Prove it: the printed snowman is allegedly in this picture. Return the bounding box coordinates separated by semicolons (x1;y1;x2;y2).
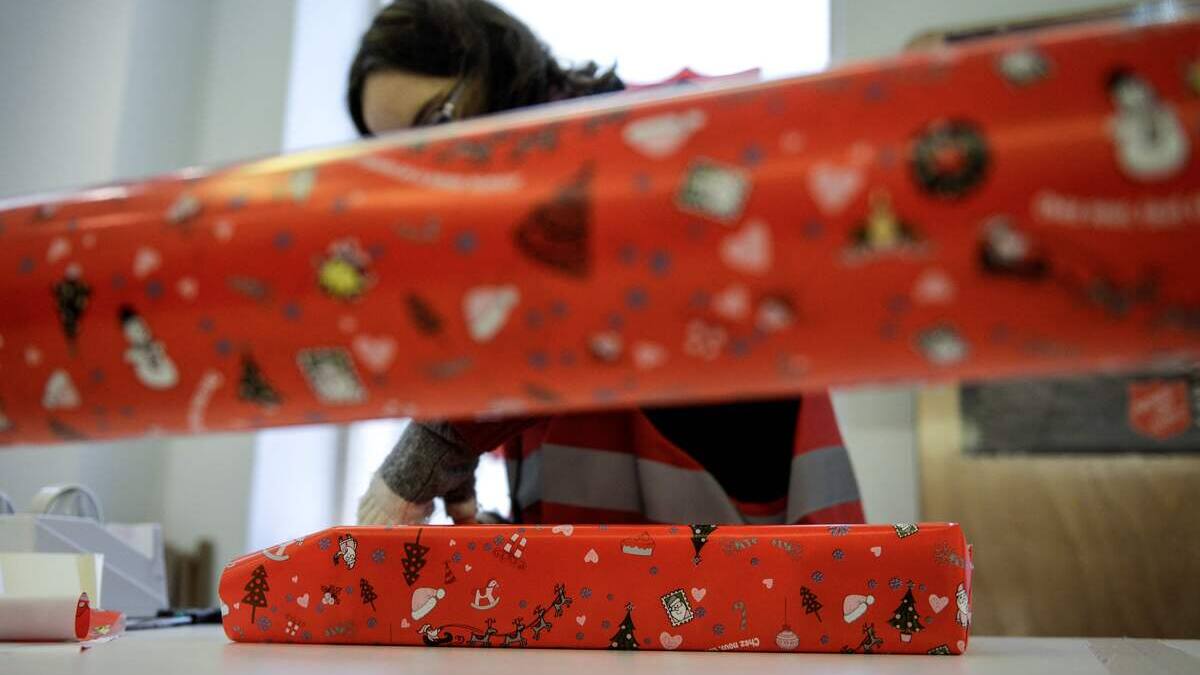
1107;69;1190;181
119;306;179;390
332;533;358;569
955;583;971;628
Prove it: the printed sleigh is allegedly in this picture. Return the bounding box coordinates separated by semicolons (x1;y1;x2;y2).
219;524;973;654
1;17;1199;445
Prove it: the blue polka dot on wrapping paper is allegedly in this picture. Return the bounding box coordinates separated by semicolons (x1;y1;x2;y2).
695;607;707;619
606;594;615;602
367;618;377;629
750;557;760;566
468;542;476;551
803;219;824;239
367;243;386;260
633;173;652;192
549;300;569;318
519;600;527;609
811;570;824;583
602;620;611;629
314;605;324;614
318;538;331;550
559;351;576;367
649;566;658;576
90;369;105;384
730;337;751;358
198;317;215;332
820;634;830;645
618;244;638;266
593;389;617;403
867;579;878;590
607;313;624;330
527;351;549;370
889;577;902;590
524;309;545;329
649;250;672;277
66;219;79;232
17;257;34;274
741;144;765;167
273;232;294;250
483;543;492;552
146;280;164;300
372;549;386;564
305;411;327;423
258;617;271;631
713;624;725;636
345;585;355;595
887;295;910;314
452;552;462;563
283;303;302;321
625;287;648;311
581;587;592;599
302;631;312;641
919;583;927;592
493;535;504;545
864;82;887;101
880;323;899;340
576;632;585;640
119;406;134;417
285;594;294;603
454;231;478;254
214;339;232;357
833;548;845;560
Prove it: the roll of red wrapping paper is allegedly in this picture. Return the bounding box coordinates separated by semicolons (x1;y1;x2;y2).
218;523;972;654
2;17;1199;444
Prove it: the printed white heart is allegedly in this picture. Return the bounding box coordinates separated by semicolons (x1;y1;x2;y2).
712;284;751;321
552;524;574;537
780;130;806;154
24;346;42;366
42;369;81;410
291;575;299;583
913;268;955;304
691;587;706;602
463;285;520;343
659;632;683;650
929;594;950;614
584;549;599;564
234;603;240;610
720;220;773;275
220;602;230;617
46;236;72;264
449;539;456;547
133;246;162;279
575;615;587;626
401;619;410;628
176;277;199;300
870;546;882;557
807;162;865;215
632;341;667;370
352;335;398;374
762;579;774;589
297;593;310;608
622;109;707;159
464;564;472;572
957;640;966;652
213;219;235;242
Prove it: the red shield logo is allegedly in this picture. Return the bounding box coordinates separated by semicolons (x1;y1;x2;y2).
1127;379;1192;440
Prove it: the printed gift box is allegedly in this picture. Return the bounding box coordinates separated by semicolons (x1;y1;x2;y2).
219;523;973;654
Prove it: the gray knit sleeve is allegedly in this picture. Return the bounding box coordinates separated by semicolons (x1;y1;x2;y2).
376;422;480;504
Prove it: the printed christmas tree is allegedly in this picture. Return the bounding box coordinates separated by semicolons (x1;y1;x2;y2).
689;524;717;564
52;276;91;346
609;603;639;650
359;578;378;612
401;529;430;586
888;584;924;643
238;354;281;406
242;564;269;621
800;586;823;622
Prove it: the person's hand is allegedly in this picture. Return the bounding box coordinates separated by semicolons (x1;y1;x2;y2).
356;422;480;526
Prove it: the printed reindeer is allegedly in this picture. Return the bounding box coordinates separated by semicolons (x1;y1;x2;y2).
529;605;553;640
550;583;573;617
501;617;528;647
468;618;498;647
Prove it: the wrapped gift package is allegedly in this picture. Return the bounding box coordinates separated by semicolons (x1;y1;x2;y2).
218;523;972;654
1;17;1198;445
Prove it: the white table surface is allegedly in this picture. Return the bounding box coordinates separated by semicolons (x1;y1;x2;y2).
2;626;1198;675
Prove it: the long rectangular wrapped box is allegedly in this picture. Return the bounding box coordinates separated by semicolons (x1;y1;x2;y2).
219;523;972;654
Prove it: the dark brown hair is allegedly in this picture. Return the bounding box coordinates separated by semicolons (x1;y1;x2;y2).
347;0;623;135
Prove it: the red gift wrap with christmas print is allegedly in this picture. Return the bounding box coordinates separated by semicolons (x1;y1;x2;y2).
1;17;1199;445
218;523;973;654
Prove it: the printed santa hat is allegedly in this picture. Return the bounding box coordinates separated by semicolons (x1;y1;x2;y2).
842;594;875;623
412;587;446;621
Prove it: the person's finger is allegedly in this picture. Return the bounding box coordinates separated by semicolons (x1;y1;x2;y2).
445;496;478;524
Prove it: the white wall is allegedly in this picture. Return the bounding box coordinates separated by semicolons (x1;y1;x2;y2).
0;0;297;600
